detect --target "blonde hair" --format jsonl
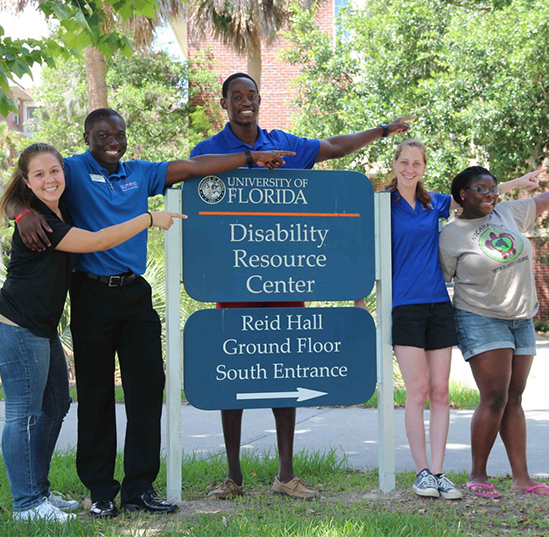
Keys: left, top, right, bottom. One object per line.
{"left": 387, "top": 139, "right": 432, "bottom": 209}
{"left": 0, "top": 143, "right": 63, "bottom": 221}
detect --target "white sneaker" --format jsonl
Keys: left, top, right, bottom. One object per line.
{"left": 13, "top": 498, "right": 76, "bottom": 523}
{"left": 48, "top": 491, "right": 80, "bottom": 512}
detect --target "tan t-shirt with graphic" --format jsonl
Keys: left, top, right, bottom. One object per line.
{"left": 439, "top": 199, "right": 537, "bottom": 320}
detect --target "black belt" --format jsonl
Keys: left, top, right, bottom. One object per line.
{"left": 78, "top": 271, "right": 138, "bottom": 287}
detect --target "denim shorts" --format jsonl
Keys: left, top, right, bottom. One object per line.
{"left": 454, "top": 308, "right": 536, "bottom": 361}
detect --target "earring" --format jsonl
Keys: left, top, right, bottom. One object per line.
{"left": 461, "top": 197, "right": 464, "bottom": 200}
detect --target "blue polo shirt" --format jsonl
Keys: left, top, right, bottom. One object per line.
{"left": 190, "top": 122, "right": 320, "bottom": 169}
{"left": 391, "top": 191, "right": 451, "bottom": 308}
{"left": 62, "top": 151, "right": 168, "bottom": 275}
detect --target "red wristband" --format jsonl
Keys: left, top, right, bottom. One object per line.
{"left": 15, "top": 209, "right": 32, "bottom": 223}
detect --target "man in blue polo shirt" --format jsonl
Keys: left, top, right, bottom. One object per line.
{"left": 191, "top": 72, "right": 414, "bottom": 500}
{"left": 13, "top": 107, "right": 290, "bottom": 518}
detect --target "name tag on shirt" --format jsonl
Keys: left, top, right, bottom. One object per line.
{"left": 90, "top": 174, "right": 106, "bottom": 183}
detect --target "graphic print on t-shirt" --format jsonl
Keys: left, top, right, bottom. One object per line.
{"left": 479, "top": 228, "right": 523, "bottom": 262}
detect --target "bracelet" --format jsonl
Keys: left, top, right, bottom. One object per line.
{"left": 15, "top": 209, "right": 32, "bottom": 223}
{"left": 147, "top": 211, "right": 153, "bottom": 227}
{"left": 244, "top": 150, "right": 254, "bottom": 169}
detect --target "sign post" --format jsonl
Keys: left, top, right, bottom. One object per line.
{"left": 375, "top": 192, "right": 394, "bottom": 492}
{"left": 165, "top": 188, "right": 183, "bottom": 503}
{"left": 164, "top": 174, "right": 395, "bottom": 501}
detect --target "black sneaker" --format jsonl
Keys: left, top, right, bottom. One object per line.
{"left": 436, "top": 474, "right": 463, "bottom": 500}
{"left": 412, "top": 469, "right": 439, "bottom": 498}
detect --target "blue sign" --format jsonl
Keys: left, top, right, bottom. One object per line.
{"left": 182, "top": 169, "right": 374, "bottom": 302}
{"left": 184, "top": 307, "right": 377, "bottom": 410}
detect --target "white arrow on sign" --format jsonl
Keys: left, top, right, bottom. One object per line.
{"left": 236, "top": 387, "right": 328, "bottom": 403}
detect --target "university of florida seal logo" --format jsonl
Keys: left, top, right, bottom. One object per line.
{"left": 198, "top": 176, "right": 225, "bottom": 204}
{"left": 479, "top": 229, "right": 523, "bottom": 262}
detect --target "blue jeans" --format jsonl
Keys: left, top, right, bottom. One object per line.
{"left": 0, "top": 323, "right": 71, "bottom": 510}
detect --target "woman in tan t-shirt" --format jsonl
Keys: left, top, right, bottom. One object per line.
{"left": 439, "top": 165, "right": 549, "bottom": 499}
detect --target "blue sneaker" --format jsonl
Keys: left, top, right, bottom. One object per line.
{"left": 413, "top": 469, "right": 439, "bottom": 498}
{"left": 436, "top": 474, "right": 463, "bottom": 500}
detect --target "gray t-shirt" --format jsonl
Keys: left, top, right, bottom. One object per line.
{"left": 439, "top": 199, "right": 537, "bottom": 320}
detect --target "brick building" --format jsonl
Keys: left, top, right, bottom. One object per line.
{"left": 184, "top": 0, "right": 341, "bottom": 132}
{"left": 0, "top": 79, "right": 38, "bottom": 137}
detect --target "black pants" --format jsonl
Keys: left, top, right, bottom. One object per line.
{"left": 70, "top": 274, "right": 165, "bottom": 503}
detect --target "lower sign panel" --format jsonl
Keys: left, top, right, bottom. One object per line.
{"left": 184, "top": 307, "right": 377, "bottom": 410}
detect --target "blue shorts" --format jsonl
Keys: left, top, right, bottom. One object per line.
{"left": 454, "top": 308, "right": 536, "bottom": 361}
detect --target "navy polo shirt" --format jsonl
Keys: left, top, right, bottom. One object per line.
{"left": 391, "top": 191, "right": 451, "bottom": 308}
{"left": 190, "top": 122, "right": 320, "bottom": 169}
{"left": 62, "top": 151, "right": 168, "bottom": 276}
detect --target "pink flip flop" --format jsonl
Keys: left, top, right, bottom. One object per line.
{"left": 467, "top": 483, "right": 502, "bottom": 499}
{"left": 523, "top": 484, "right": 549, "bottom": 495}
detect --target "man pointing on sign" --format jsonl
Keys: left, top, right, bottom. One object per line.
{"left": 191, "top": 72, "right": 414, "bottom": 500}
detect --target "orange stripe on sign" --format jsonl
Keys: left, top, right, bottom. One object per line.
{"left": 199, "top": 212, "right": 360, "bottom": 217}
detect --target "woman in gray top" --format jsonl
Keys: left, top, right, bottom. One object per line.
{"left": 439, "top": 166, "right": 549, "bottom": 499}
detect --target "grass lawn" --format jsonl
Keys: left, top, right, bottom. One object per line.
{"left": 0, "top": 450, "right": 547, "bottom": 536}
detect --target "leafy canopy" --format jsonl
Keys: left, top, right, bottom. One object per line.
{"left": 0, "top": 0, "right": 184, "bottom": 115}
{"left": 283, "top": 0, "right": 549, "bottom": 191}
{"left": 33, "top": 48, "right": 222, "bottom": 162}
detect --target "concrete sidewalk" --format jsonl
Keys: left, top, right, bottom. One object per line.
{"left": 0, "top": 337, "right": 548, "bottom": 478}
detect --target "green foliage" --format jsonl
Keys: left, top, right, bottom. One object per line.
{"left": 0, "top": 0, "right": 183, "bottom": 115}
{"left": 283, "top": 0, "right": 549, "bottom": 193}
{"left": 34, "top": 49, "right": 222, "bottom": 161}
{"left": 0, "top": 29, "right": 72, "bottom": 116}
{"left": 534, "top": 320, "right": 549, "bottom": 332}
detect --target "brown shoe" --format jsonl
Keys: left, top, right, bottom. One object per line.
{"left": 272, "top": 476, "right": 318, "bottom": 499}
{"left": 207, "top": 479, "right": 244, "bottom": 500}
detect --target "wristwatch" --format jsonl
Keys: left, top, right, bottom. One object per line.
{"left": 244, "top": 150, "right": 254, "bottom": 169}
{"left": 379, "top": 123, "right": 390, "bottom": 138}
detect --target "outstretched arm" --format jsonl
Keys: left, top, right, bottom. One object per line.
{"left": 56, "top": 211, "right": 186, "bottom": 253}
{"left": 499, "top": 168, "right": 546, "bottom": 194}
{"left": 165, "top": 150, "right": 295, "bottom": 186}
{"left": 316, "top": 116, "right": 416, "bottom": 163}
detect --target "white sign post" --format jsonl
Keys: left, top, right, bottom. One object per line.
{"left": 165, "top": 188, "right": 183, "bottom": 503}
{"left": 163, "top": 188, "right": 395, "bottom": 501}
{"left": 374, "top": 191, "right": 395, "bottom": 492}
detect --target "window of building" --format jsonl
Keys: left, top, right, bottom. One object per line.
{"left": 13, "top": 99, "right": 21, "bottom": 125}
{"left": 334, "top": 0, "right": 350, "bottom": 18}
{"left": 26, "top": 106, "right": 38, "bottom": 133}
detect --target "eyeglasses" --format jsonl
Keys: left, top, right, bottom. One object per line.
{"left": 465, "top": 185, "right": 501, "bottom": 196}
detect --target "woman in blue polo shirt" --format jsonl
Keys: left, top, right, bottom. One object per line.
{"left": 0, "top": 143, "right": 184, "bottom": 523}
{"left": 356, "top": 139, "right": 541, "bottom": 500}
{"left": 386, "top": 139, "right": 461, "bottom": 500}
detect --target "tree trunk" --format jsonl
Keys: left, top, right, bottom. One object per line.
{"left": 247, "top": 36, "right": 262, "bottom": 91}
{"left": 84, "top": 46, "right": 108, "bottom": 111}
